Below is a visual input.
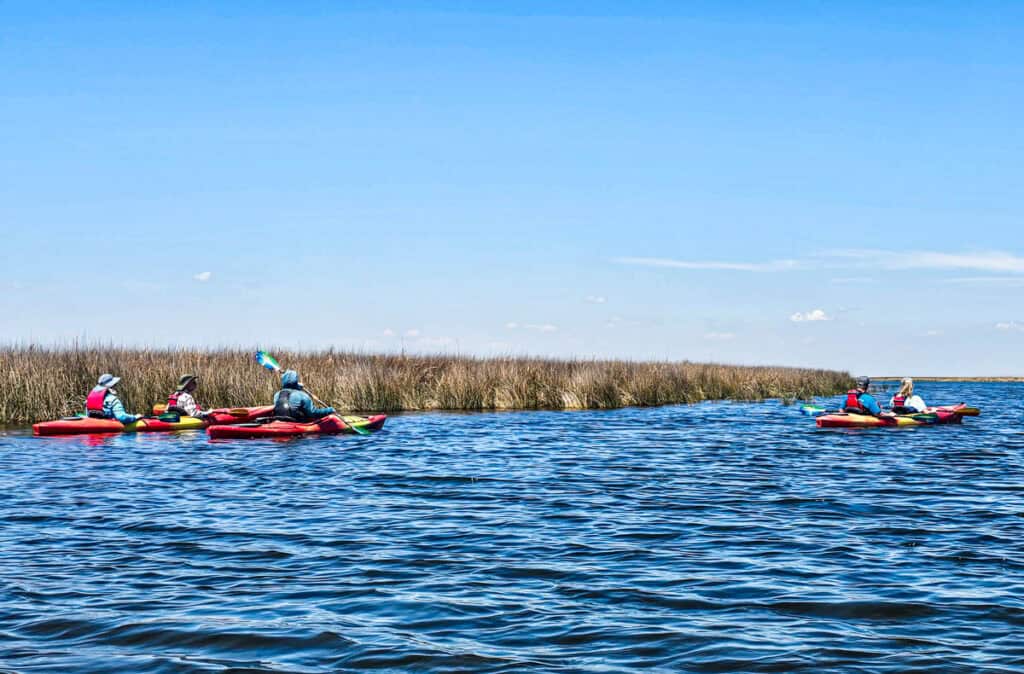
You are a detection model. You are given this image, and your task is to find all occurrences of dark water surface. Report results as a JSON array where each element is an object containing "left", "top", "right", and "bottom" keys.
[{"left": 1, "top": 382, "right": 1023, "bottom": 673}]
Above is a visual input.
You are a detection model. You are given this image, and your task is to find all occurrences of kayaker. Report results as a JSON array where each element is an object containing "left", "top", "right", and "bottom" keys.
[
  {"left": 85, "top": 374, "right": 143, "bottom": 423},
  {"left": 842, "top": 376, "right": 882, "bottom": 415},
  {"left": 167, "top": 374, "right": 211, "bottom": 419},
  {"left": 272, "top": 370, "right": 335, "bottom": 422},
  {"left": 889, "top": 377, "right": 926, "bottom": 413}
]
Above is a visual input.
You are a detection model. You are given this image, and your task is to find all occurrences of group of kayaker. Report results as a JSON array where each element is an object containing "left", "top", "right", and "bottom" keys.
[
  {"left": 85, "top": 370, "right": 926, "bottom": 426},
  {"left": 843, "top": 376, "right": 927, "bottom": 416},
  {"left": 84, "top": 370, "right": 336, "bottom": 423}
]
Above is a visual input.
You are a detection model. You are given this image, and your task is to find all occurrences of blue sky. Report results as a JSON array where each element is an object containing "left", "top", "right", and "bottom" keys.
[{"left": 2, "top": 2, "right": 1023, "bottom": 375}]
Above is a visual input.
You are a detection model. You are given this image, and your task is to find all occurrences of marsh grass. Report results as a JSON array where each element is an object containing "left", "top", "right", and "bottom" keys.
[{"left": 0, "top": 345, "right": 852, "bottom": 424}]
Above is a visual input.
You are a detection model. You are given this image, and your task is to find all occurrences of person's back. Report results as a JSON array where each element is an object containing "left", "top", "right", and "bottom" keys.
[
  {"left": 85, "top": 374, "right": 141, "bottom": 424},
  {"left": 889, "top": 377, "right": 926, "bottom": 413},
  {"left": 272, "top": 370, "right": 334, "bottom": 422},
  {"left": 843, "top": 377, "right": 881, "bottom": 415}
]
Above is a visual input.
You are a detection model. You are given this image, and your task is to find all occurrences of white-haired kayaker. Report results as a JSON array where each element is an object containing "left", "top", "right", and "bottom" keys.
[
  {"left": 85, "top": 374, "right": 143, "bottom": 423},
  {"left": 889, "top": 377, "right": 926, "bottom": 413},
  {"left": 272, "top": 370, "right": 335, "bottom": 422},
  {"left": 166, "top": 374, "right": 211, "bottom": 419},
  {"left": 842, "top": 376, "right": 881, "bottom": 415}
]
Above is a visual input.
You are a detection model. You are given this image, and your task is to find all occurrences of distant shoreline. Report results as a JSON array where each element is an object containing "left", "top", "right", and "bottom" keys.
[{"left": 874, "top": 377, "right": 1024, "bottom": 382}]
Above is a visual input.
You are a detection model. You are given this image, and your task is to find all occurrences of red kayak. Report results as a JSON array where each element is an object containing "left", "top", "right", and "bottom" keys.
[
  {"left": 816, "top": 403, "right": 977, "bottom": 429},
  {"left": 207, "top": 414, "right": 387, "bottom": 439},
  {"left": 33, "top": 406, "right": 274, "bottom": 436}
]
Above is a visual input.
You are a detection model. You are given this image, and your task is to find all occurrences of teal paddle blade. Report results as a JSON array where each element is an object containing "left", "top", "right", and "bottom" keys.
[{"left": 255, "top": 351, "right": 281, "bottom": 372}]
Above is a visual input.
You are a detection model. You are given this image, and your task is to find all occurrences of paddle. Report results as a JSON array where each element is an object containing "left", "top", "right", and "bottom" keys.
[
  {"left": 254, "top": 350, "right": 370, "bottom": 435},
  {"left": 802, "top": 404, "right": 939, "bottom": 424}
]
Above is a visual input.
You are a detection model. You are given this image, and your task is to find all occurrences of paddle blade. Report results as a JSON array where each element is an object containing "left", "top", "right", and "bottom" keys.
[
  {"left": 957, "top": 406, "right": 981, "bottom": 417},
  {"left": 800, "top": 405, "right": 827, "bottom": 417},
  {"left": 343, "top": 416, "right": 372, "bottom": 435},
  {"left": 255, "top": 351, "right": 281, "bottom": 372}
]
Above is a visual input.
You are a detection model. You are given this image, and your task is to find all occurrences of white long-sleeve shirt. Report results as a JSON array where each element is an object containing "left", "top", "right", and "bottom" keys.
[
  {"left": 170, "top": 391, "right": 208, "bottom": 418},
  {"left": 890, "top": 394, "right": 926, "bottom": 412}
]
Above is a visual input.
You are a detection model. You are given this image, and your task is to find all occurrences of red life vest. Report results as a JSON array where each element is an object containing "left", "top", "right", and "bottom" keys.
[
  {"left": 86, "top": 388, "right": 108, "bottom": 417},
  {"left": 892, "top": 394, "right": 906, "bottom": 407},
  {"left": 167, "top": 390, "right": 201, "bottom": 412},
  {"left": 844, "top": 389, "right": 865, "bottom": 412}
]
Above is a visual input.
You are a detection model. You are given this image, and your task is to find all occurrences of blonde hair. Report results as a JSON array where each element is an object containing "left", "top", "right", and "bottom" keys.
[{"left": 897, "top": 378, "right": 914, "bottom": 397}]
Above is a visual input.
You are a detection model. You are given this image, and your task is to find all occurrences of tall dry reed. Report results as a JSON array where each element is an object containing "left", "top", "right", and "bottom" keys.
[{"left": 0, "top": 345, "right": 852, "bottom": 425}]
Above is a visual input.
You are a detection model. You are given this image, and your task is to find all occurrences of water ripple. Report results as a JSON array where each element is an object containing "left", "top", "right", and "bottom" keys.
[{"left": 1, "top": 382, "right": 1023, "bottom": 672}]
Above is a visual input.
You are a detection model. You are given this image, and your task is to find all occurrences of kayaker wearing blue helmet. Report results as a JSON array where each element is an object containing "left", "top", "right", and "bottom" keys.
[
  {"left": 272, "top": 370, "right": 335, "bottom": 422},
  {"left": 85, "top": 374, "right": 143, "bottom": 423},
  {"left": 842, "top": 376, "right": 881, "bottom": 415}
]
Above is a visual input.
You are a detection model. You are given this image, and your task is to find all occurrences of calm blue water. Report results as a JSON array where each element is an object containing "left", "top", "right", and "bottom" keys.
[{"left": 1, "top": 382, "right": 1023, "bottom": 673}]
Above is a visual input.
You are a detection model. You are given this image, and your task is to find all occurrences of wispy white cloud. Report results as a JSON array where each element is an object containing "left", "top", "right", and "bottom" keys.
[
  {"left": 823, "top": 249, "right": 1024, "bottom": 273},
  {"left": 942, "top": 276, "right": 1024, "bottom": 286},
  {"left": 585, "top": 295, "right": 607, "bottom": 304},
  {"left": 704, "top": 331, "right": 736, "bottom": 341},
  {"left": 613, "top": 257, "right": 799, "bottom": 272},
  {"left": 829, "top": 277, "right": 877, "bottom": 285},
  {"left": 995, "top": 321, "right": 1024, "bottom": 332},
  {"left": 790, "top": 309, "right": 830, "bottom": 322},
  {"left": 923, "top": 329, "right": 943, "bottom": 337},
  {"left": 404, "top": 328, "right": 421, "bottom": 337},
  {"left": 193, "top": 271, "right": 212, "bottom": 282},
  {"left": 507, "top": 322, "right": 557, "bottom": 333},
  {"left": 382, "top": 328, "right": 395, "bottom": 337},
  {"left": 614, "top": 249, "right": 1024, "bottom": 276}
]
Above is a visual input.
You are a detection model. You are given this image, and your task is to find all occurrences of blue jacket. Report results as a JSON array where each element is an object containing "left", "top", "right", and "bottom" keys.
[
  {"left": 273, "top": 370, "right": 335, "bottom": 421},
  {"left": 855, "top": 392, "right": 882, "bottom": 415}
]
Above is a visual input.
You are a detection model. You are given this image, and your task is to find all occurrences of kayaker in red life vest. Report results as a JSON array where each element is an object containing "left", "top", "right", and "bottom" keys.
[
  {"left": 889, "top": 377, "right": 927, "bottom": 413},
  {"left": 843, "top": 376, "right": 882, "bottom": 415},
  {"left": 167, "top": 374, "right": 210, "bottom": 419},
  {"left": 85, "top": 374, "right": 143, "bottom": 423}
]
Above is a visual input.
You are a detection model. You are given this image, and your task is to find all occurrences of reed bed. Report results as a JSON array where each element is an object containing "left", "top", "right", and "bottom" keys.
[{"left": 0, "top": 345, "right": 852, "bottom": 425}]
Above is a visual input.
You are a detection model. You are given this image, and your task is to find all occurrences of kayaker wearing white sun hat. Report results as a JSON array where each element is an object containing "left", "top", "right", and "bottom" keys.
[{"left": 85, "top": 373, "right": 142, "bottom": 423}]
